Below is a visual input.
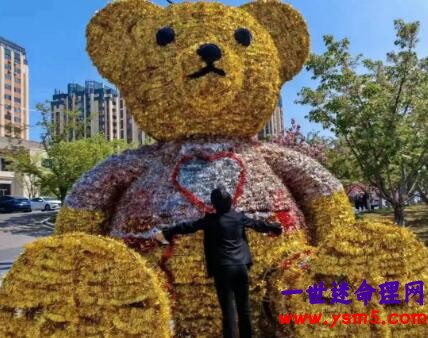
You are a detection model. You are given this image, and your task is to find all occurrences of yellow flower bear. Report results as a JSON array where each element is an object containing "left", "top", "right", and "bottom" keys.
[{"left": 1, "top": 0, "right": 427, "bottom": 337}]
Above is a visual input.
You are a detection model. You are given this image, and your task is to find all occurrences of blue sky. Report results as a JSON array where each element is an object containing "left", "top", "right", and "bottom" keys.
[{"left": 1, "top": 0, "right": 427, "bottom": 141}]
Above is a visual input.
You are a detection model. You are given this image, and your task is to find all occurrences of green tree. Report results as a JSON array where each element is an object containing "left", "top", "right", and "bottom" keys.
[
  {"left": 297, "top": 20, "right": 428, "bottom": 225},
  {"left": 36, "top": 102, "right": 93, "bottom": 147},
  {"left": 42, "top": 134, "right": 133, "bottom": 202},
  {"left": 323, "top": 137, "right": 364, "bottom": 187},
  {"left": 2, "top": 147, "right": 45, "bottom": 198},
  {"left": 35, "top": 102, "right": 138, "bottom": 201},
  {"left": 417, "top": 165, "right": 428, "bottom": 204}
]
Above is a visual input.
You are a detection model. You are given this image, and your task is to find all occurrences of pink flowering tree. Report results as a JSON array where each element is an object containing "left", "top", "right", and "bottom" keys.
[{"left": 270, "top": 118, "right": 328, "bottom": 163}]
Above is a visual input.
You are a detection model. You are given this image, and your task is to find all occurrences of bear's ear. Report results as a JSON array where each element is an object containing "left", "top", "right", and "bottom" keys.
[
  {"left": 240, "top": 0, "right": 309, "bottom": 83},
  {"left": 86, "top": 0, "right": 162, "bottom": 85}
]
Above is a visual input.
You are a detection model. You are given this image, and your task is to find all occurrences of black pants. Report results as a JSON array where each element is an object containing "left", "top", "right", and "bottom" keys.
[{"left": 213, "top": 264, "right": 252, "bottom": 338}]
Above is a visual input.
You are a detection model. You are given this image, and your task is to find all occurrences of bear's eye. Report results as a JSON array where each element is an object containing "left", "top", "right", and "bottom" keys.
[
  {"left": 156, "top": 27, "right": 175, "bottom": 46},
  {"left": 234, "top": 28, "right": 252, "bottom": 47}
]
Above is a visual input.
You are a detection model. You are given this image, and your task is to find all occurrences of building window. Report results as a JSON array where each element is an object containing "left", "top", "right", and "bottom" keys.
[
  {"left": 15, "top": 68, "right": 21, "bottom": 74},
  {"left": 4, "top": 64, "right": 11, "bottom": 70},
  {"left": 14, "top": 52, "right": 21, "bottom": 63},
  {"left": 14, "top": 77, "right": 20, "bottom": 83},
  {"left": 0, "top": 158, "right": 11, "bottom": 172},
  {"left": 14, "top": 97, "right": 21, "bottom": 103},
  {"left": 4, "top": 94, "right": 12, "bottom": 100},
  {"left": 4, "top": 104, "right": 12, "bottom": 110},
  {"left": 0, "top": 183, "right": 11, "bottom": 196},
  {"left": 5, "top": 113, "right": 11, "bottom": 120},
  {"left": 14, "top": 88, "right": 21, "bottom": 93},
  {"left": 5, "top": 74, "right": 11, "bottom": 80},
  {"left": 4, "top": 48, "right": 11, "bottom": 58},
  {"left": 5, "top": 84, "right": 12, "bottom": 90},
  {"left": 14, "top": 116, "right": 21, "bottom": 123}
]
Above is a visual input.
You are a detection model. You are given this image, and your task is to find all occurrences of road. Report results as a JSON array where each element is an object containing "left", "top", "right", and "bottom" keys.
[{"left": 0, "top": 210, "right": 56, "bottom": 280}]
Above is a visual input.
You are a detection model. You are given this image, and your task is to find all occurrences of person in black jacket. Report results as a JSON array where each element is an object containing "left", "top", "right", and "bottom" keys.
[{"left": 154, "top": 186, "right": 282, "bottom": 338}]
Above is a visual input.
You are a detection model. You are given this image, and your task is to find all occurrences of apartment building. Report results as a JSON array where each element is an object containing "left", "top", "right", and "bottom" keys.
[
  {"left": 259, "top": 96, "right": 284, "bottom": 140},
  {"left": 0, "top": 36, "right": 29, "bottom": 140},
  {"left": 51, "top": 81, "right": 146, "bottom": 144}
]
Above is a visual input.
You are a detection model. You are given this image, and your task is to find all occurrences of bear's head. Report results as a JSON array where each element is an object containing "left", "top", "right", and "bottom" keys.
[{"left": 87, "top": 0, "right": 309, "bottom": 141}]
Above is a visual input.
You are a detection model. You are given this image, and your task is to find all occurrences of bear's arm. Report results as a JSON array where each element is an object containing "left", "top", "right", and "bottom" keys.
[
  {"left": 55, "top": 147, "right": 151, "bottom": 235},
  {"left": 260, "top": 144, "right": 355, "bottom": 243}
]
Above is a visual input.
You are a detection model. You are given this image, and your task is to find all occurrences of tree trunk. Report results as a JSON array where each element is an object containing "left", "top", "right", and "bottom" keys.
[
  {"left": 392, "top": 167, "right": 410, "bottom": 225},
  {"left": 60, "top": 187, "right": 68, "bottom": 204},
  {"left": 393, "top": 203, "right": 405, "bottom": 226},
  {"left": 418, "top": 185, "right": 428, "bottom": 205}
]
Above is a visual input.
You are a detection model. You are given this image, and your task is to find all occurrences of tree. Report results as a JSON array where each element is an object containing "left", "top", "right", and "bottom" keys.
[
  {"left": 34, "top": 102, "right": 138, "bottom": 201},
  {"left": 2, "top": 147, "right": 44, "bottom": 198},
  {"left": 36, "top": 102, "right": 92, "bottom": 148},
  {"left": 271, "top": 118, "right": 328, "bottom": 163},
  {"left": 323, "top": 137, "right": 364, "bottom": 187},
  {"left": 417, "top": 165, "right": 428, "bottom": 204},
  {"left": 42, "top": 134, "right": 133, "bottom": 202},
  {"left": 297, "top": 20, "right": 428, "bottom": 225}
]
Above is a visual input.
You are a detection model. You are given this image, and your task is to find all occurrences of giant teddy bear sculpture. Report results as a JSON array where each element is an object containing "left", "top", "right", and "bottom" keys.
[{"left": 0, "top": 0, "right": 427, "bottom": 337}]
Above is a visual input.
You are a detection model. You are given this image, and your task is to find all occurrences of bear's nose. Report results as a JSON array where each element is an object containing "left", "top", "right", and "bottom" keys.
[{"left": 197, "top": 43, "right": 222, "bottom": 63}]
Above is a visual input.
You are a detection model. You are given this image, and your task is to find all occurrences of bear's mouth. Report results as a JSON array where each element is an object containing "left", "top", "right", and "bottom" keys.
[{"left": 188, "top": 63, "right": 226, "bottom": 79}]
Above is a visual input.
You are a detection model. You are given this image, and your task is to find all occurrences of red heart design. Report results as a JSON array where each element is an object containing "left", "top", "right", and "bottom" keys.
[{"left": 171, "top": 151, "right": 246, "bottom": 213}]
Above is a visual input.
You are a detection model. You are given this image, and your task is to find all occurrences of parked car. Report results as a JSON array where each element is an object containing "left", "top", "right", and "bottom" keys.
[
  {"left": 0, "top": 196, "right": 32, "bottom": 213},
  {"left": 30, "top": 197, "right": 62, "bottom": 211}
]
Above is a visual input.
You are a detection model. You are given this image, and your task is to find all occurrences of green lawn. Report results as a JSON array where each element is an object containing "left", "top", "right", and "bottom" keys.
[{"left": 362, "top": 204, "right": 428, "bottom": 245}]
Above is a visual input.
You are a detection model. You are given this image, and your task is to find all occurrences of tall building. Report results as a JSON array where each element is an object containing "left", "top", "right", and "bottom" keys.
[
  {"left": 258, "top": 96, "right": 284, "bottom": 140},
  {"left": 51, "top": 81, "right": 146, "bottom": 144},
  {"left": 0, "top": 36, "right": 30, "bottom": 140}
]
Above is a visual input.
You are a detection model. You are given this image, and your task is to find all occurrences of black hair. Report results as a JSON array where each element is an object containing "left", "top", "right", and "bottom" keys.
[{"left": 210, "top": 186, "right": 232, "bottom": 214}]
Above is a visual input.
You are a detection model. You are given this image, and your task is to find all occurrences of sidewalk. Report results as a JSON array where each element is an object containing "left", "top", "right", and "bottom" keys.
[
  {"left": 0, "top": 232, "right": 36, "bottom": 282},
  {"left": 0, "top": 212, "right": 56, "bottom": 283}
]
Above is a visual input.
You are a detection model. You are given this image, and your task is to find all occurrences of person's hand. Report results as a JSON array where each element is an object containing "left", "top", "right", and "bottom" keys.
[
  {"left": 154, "top": 231, "right": 165, "bottom": 242},
  {"left": 154, "top": 231, "right": 169, "bottom": 245}
]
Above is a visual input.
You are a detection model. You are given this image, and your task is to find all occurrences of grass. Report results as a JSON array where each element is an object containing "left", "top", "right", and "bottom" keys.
[{"left": 362, "top": 204, "right": 428, "bottom": 246}]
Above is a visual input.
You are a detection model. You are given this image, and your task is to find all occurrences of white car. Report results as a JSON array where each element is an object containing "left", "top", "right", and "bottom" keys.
[{"left": 30, "top": 197, "right": 62, "bottom": 211}]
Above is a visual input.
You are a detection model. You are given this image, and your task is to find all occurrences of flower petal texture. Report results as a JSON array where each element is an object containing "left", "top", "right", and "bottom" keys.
[{"left": 0, "top": 233, "right": 172, "bottom": 338}]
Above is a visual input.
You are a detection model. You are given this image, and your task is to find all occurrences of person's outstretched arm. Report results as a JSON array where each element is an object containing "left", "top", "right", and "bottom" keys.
[
  {"left": 240, "top": 212, "right": 282, "bottom": 235},
  {"left": 160, "top": 215, "right": 209, "bottom": 242}
]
